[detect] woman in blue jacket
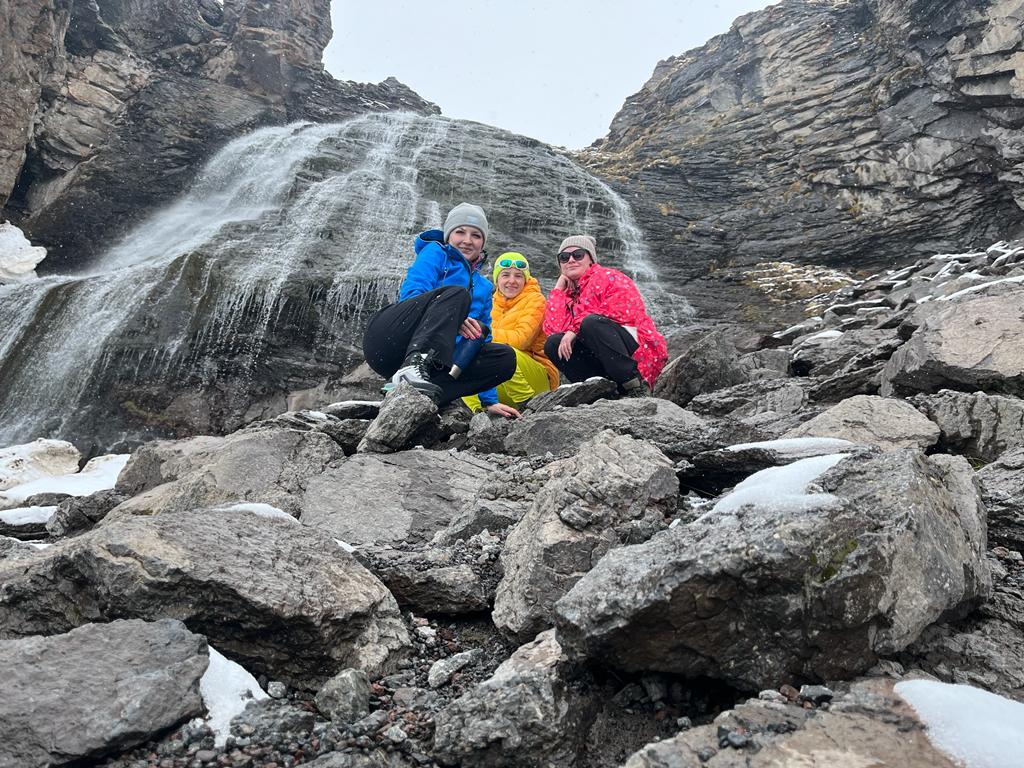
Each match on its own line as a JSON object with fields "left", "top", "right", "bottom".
{"left": 362, "top": 202, "right": 519, "bottom": 417}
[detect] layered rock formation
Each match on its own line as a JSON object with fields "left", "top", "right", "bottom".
{"left": 0, "top": 0, "right": 436, "bottom": 268}
{"left": 587, "top": 0, "right": 1024, "bottom": 322}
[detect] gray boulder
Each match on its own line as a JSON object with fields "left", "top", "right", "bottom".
{"left": 0, "top": 619, "right": 207, "bottom": 768}
{"left": 46, "top": 488, "right": 126, "bottom": 537}
{"left": 315, "top": 668, "right": 371, "bottom": 724}
{"left": 357, "top": 382, "right": 438, "bottom": 454}
{"left": 493, "top": 432, "right": 678, "bottom": 641}
{"left": 360, "top": 545, "right": 493, "bottom": 615}
{"left": 299, "top": 449, "right": 497, "bottom": 546}
{"left": 781, "top": 395, "right": 940, "bottom": 450}
{"left": 523, "top": 377, "right": 617, "bottom": 413}
{"left": 882, "top": 284, "right": 1024, "bottom": 397}
{"left": 555, "top": 450, "right": 990, "bottom": 689}
{"left": 504, "top": 397, "right": 759, "bottom": 461}
{"left": 110, "top": 425, "right": 345, "bottom": 519}
{"left": 622, "top": 678, "right": 956, "bottom": 768}
{"left": 0, "top": 508, "right": 409, "bottom": 688}
{"left": 432, "top": 630, "right": 597, "bottom": 767}
{"left": 653, "top": 330, "right": 748, "bottom": 407}
{"left": 791, "top": 329, "right": 896, "bottom": 377}
{"left": 911, "top": 389, "right": 1024, "bottom": 461}
{"left": 688, "top": 378, "right": 819, "bottom": 438}
{"left": 977, "top": 446, "right": 1024, "bottom": 551}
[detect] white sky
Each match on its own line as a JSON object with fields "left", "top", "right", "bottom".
{"left": 325, "top": 1, "right": 778, "bottom": 149}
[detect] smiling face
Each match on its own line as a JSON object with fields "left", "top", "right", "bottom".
{"left": 448, "top": 226, "right": 485, "bottom": 265}
{"left": 497, "top": 268, "right": 527, "bottom": 299}
{"left": 558, "top": 248, "right": 593, "bottom": 282}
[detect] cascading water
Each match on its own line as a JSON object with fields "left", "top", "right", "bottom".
{"left": 0, "top": 112, "right": 690, "bottom": 449}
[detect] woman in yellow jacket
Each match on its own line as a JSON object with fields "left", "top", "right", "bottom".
{"left": 465, "top": 253, "right": 560, "bottom": 412}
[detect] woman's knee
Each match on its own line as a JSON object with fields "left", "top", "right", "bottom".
{"left": 497, "top": 343, "right": 517, "bottom": 378}
{"left": 580, "top": 313, "right": 613, "bottom": 332}
{"left": 543, "top": 333, "right": 563, "bottom": 360}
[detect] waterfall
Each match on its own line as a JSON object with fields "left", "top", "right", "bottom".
{"left": 0, "top": 112, "right": 688, "bottom": 448}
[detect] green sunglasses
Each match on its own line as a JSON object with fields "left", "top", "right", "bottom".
{"left": 497, "top": 257, "right": 528, "bottom": 270}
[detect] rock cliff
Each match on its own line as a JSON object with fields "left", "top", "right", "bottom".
{"left": 0, "top": 0, "right": 437, "bottom": 269}
{"left": 587, "top": 0, "right": 1024, "bottom": 321}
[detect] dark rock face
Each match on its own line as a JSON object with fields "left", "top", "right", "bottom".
{"left": 587, "top": 0, "right": 1024, "bottom": 325}
{"left": 0, "top": 619, "right": 208, "bottom": 768}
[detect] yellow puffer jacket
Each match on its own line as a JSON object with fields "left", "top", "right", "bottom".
{"left": 491, "top": 278, "right": 560, "bottom": 390}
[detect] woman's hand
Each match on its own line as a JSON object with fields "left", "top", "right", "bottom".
{"left": 554, "top": 275, "right": 571, "bottom": 292}
{"left": 459, "top": 317, "right": 483, "bottom": 339}
{"left": 486, "top": 403, "right": 521, "bottom": 419}
{"left": 557, "top": 330, "right": 577, "bottom": 361}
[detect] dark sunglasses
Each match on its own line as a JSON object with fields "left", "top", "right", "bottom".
{"left": 497, "top": 257, "right": 528, "bottom": 270}
{"left": 557, "top": 248, "right": 590, "bottom": 263}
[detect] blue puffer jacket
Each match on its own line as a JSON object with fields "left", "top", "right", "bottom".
{"left": 398, "top": 229, "right": 497, "bottom": 406}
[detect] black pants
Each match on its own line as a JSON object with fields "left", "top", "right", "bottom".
{"left": 363, "top": 286, "right": 516, "bottom": 405}
{"left": 544, "top": 313, "right": 640, "bottom": 386}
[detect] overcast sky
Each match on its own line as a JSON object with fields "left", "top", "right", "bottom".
{"left": 324, "top": 1, "right": 779, "bottom": 149}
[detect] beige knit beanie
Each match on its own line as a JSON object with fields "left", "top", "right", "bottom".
{"left": 558, "top": 234, "right": 597, "bottom": 261}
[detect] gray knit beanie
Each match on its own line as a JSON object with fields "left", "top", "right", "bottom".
{"left": 443, "top": 203, "right": 489, "bottom": 244}
{"left": 558, "top": 234, "right": 597, "bottom": 262}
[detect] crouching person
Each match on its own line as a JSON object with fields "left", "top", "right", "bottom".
{"left": 543, "top": 234, "right": 667, "bottom": 396}
{"left": 362, "top": 203, "right": 518, "bottom": 416}
{"left": 464, "top": 253, "right": 559, "bottom": 412}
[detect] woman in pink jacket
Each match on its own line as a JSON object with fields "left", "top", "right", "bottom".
{"left": 542, "top": 234, "right": 668, "bottom": 396}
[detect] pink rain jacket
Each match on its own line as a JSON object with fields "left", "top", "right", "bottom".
{"left": 542, "top": 264, "right": 668, "bottom": 385}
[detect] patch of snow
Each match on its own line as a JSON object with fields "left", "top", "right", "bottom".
{"left": 334, "top": 538, "right": 356, "bottom": 552}
{"left": 725, "top": 437, "right": 858, "bottom": 457}
{"left": 0, "top": 453, "right": 129, "bottom": 506}
{"left": 305, "top": 410, "right": 328, "bottom": 420}
{"left": 0, "top": 221, "right": 47, "bottom": 282}
{"left": 200, "top": 647, "right": 269, "bottom": 747}
{"left": 0, "top": 534, "right": 51, "bottom": 550}
{"left": 801, "top": 329, "right": 844, "bottom": 343}
{"left": 326, "top": 400, "right": 383, "bottom": 407}
{"left": 710, "top": 453, "right": 850, "bottom": 516}
{"left": 214, "top": 502, "right": 296, "bottom": 522}
{"left": 0, "top": 438, "right": 81, "bottom": 491}
{"left": 896, "top": 679, "right": 1024, "bottom": 768}
{"left": 938, "top": 274, "right": 1024, "bottom": 302}
{"left": 0, "top": 505, "right": 58, "bottom": 525}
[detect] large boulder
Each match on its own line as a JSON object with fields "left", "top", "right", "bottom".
{"left": 493, "top": 432, "right": 678, "bottom": 641}
{"left": 0, "top": 619, "right": 207, "bottom": 768}
{"left": 977, "top": 447, "right": 1024, "bottom": 551}
{"left": 911, "top": 389, "right": 1024, "bottom": 461}
{"left": 432, "top": 630, "right": 597, "bottom": 767}
{"left": 687, "top": 378, "right": 819, "bottom": 438}
{"left": 110, "top": 425, "right": 345, "bottom": 518}
{"left": 781, "top": 394, "right": 940, "bottom": 450}
{"left": 622, "top": 678, "right": 957, "bottom": 768}
{"left": 882, "top": 285, "right": 1024, "bottom": 397}
{"left": 652, "top": 330, "right": 748, "bottom": 407}
{"left": 555, "top": 450, "right": 990, "bottom": 689}
{"left": 0, "top": 508, "right": 409, "bottom": 688}
{"left": 357, "top": 383, "right": 438, "bottom": 454}
{"left": 504, "top": 397, "right": 759, "bottom": 461}
{"left": 298, "top": 449, "right": 497, "bottom": 546}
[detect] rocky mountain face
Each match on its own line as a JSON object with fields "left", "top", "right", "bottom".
{"left": 2, "top": 237, "right": 1023, "bottom": 767}
{"left": 0, "top": 0, "right": 436, "bottom": 269}
{"left": 587, "top": 0, "right": 1024, "bottom": 323}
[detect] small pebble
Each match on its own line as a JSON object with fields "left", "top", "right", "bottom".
{"left": 267, "top": 681, "right": 287, "bottom": 699}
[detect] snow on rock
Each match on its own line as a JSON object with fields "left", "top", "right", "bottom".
{"left": 725, "top": 437, "right": 858, "bottom": 457}
{"left": 0, "top": 439, "right": 82, "bottom": 491}
{"left": 0, "top": 506, "right": 58, "bottom": 525}
{"left": 0, "top": 453, "right": 129, "bottom": 508}
{"left": 0, "top": 221, "right": 47, "bottom": 283}
{"left": 200, "top": 647, "right": 269, "bottom": 747}
{"left": 710, "top": 453, "right": 849, "bottom": 515}
{"left": 896, "top": 680, "right": 1024, "bottom": 768}
{"left": 212, "top": 502, "right": 296, "bottom": 522}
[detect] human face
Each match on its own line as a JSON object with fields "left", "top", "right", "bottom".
{"left": 449, "top": 226, "right": 484, "bottom": 265}
{"left": 558, "top": 247, "right": 593, "bottom": 282}
{"left": 497, "top": 268, "right": 526, "bottom": 299}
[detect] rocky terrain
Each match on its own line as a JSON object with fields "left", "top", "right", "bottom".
{"left": 3, "top": 237, "right": 1023, "bottom": 767}
{"left": 587, "top": 0, "right": 1024, "bottom": 323}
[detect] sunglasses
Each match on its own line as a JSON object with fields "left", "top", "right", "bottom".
{"left": 557, "top": 248, "right": 590, "bottom": 263}
{"left": 497, "top": 257, "right": 528, "bottom": 270}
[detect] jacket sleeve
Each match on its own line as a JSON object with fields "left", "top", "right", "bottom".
{"left": 493, "top": 293, "right": 544, "bottom": 350}
{"left": 543, "top": 289, "right": 576, "bottom": 334}
{"left": 591, "top": 270, "right": 649, "bottom": 328}
{"left": 398, "top": 242, "right": 444, "bottom": 301}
